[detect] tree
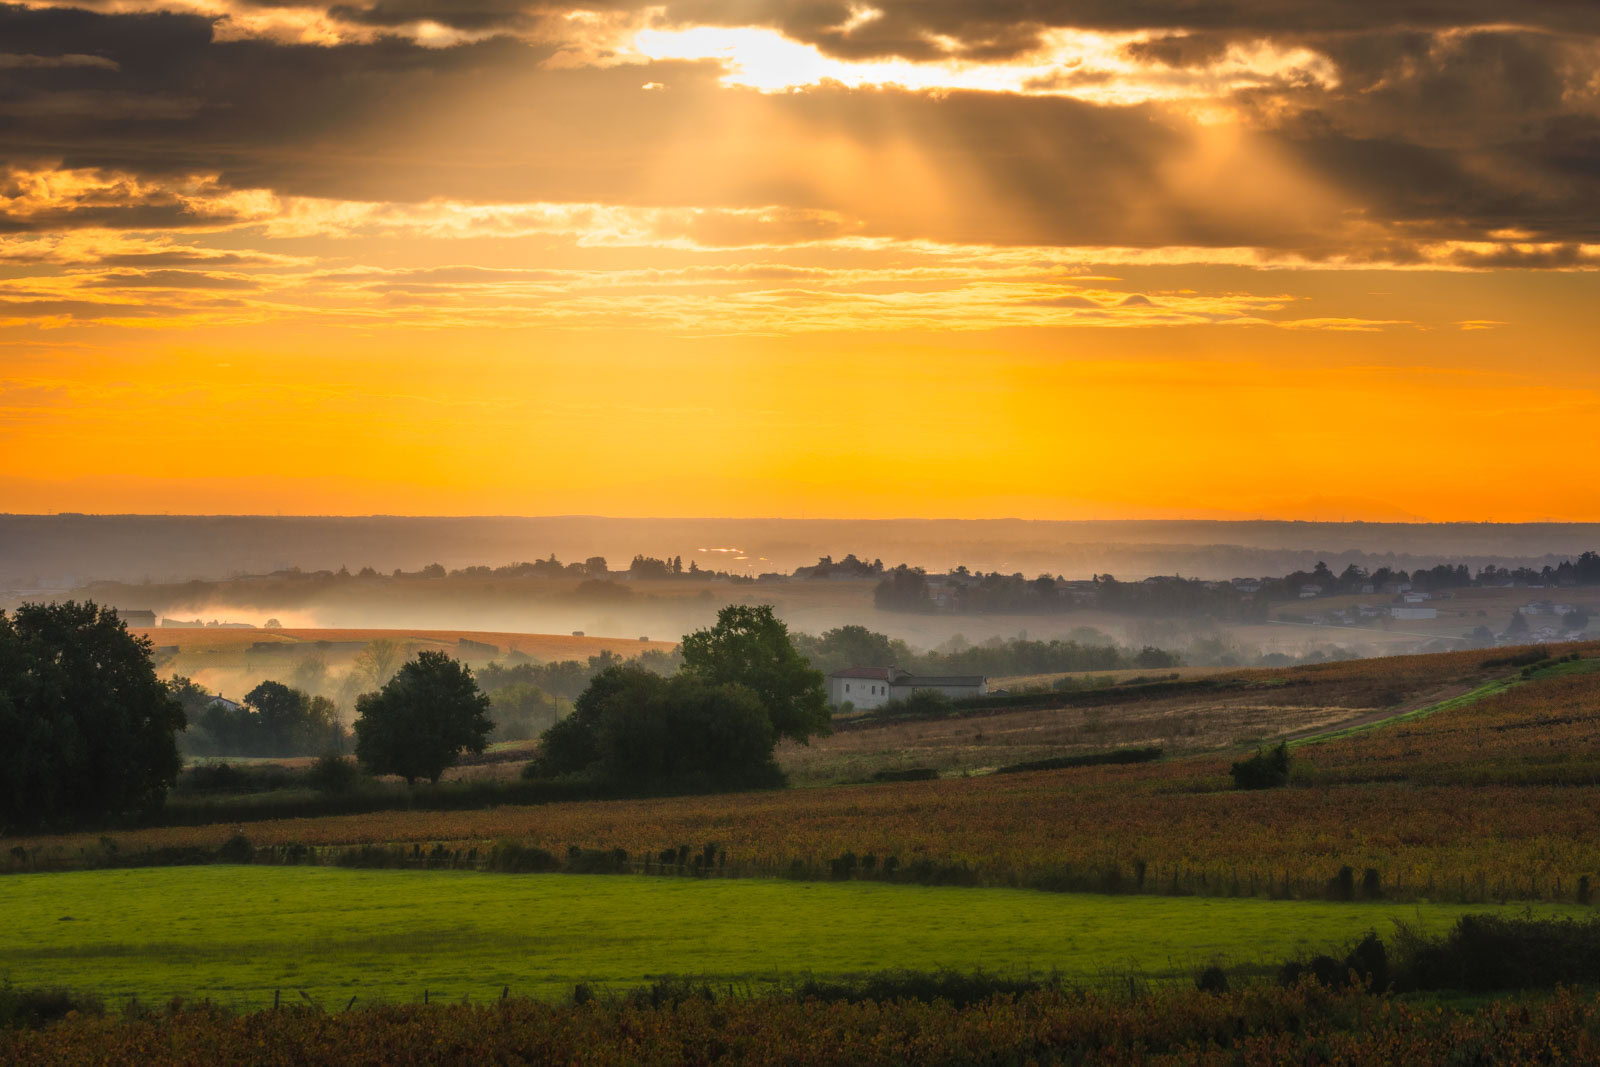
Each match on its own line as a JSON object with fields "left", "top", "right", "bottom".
{"left": 874, "top": 566, "right": 935, "bottom": 613}
{"left": 1230, "top": 742, "right": 1291, "bottom": 790}
{"left": 353, "top": 651, "right": 492, "bottom": 785}
{"left": 241, "top": 681, "right": 345, "bottom": 756}
{"left": 792, "top": 624, "right": 912, "bottom": 675}
{"left": 353, "top": 638, "right": 402, "bottom": 688}
{"left": 0, "top": 601, "right": 186, "bottom": 830}
{"left": 680, "top": 604, "right": 830, "bottom": 743}
{"left": 528, "top": 665, "right": 780, "bottom": 789}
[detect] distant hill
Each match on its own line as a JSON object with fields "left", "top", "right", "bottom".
{"left": 5, "top": 514, "right": 1600, "bottom": 586}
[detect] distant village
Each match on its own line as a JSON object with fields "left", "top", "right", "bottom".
{"left": 101, "top": 549, "right": 1600, "bottom": 653}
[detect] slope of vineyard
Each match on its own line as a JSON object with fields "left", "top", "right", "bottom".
{"left": 5, "top": 985, "right": 1599, "bottom": 1066}
{"left": 9, "top": 644, "right": 1600, "bottom": 902}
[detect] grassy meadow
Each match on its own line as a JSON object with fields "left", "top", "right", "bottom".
{"left": 2, "top": 866, "right": 1582, "bottom": 1008}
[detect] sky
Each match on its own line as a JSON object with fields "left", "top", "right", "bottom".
{"left": 0, "top": 1, "right": 1597, "bottom": 521}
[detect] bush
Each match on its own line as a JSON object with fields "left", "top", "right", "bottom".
{"left": 215, "top": 833, "right": 255, "bottom": 864}
{"left": 1393, "top": 914, "right": 1600, "bottom": 992}
{"left": 305, "top": 753, "right": 361, "bottom": 795}
{"left": 1480, "top": 647, "right": 1551, "bottom": 669}
{"left": 791, "top": 969, "right": 1057, "bottom": 1008}
{"left": 485, "top": 841, "right": 559, "bottom": 873}
{"left": 1229, "top": 742, "right": 1291, "bottom": 789}
{"left": 876, "top": 690, "right": 955, "bottom": 719}
{"left": 872, "top": 767, "right": 939, "bottom": 782}
{"left": 176, "top": 763, "right": 300, "bottom": 795}
{"left": 1194, "top": 966, "right": 1229, "bottom": 994}
{"left": 1278, "top": 933, "right": 1386, "bottom": 992}
{"left": 0, "top": 984, "right": 103, "bottom": 1029}
{"left": 996, "top": 747, "right": 1162, "bottom": 775}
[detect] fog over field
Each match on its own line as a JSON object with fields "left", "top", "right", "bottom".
{"left": 7, "top": 514, "right": 1600, "bottom": 587}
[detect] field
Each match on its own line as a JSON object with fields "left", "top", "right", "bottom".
{"left": 135, "top": 628, "right": 675, "bottom": 660}
{"left": 1, "top": 866, "right": 1581, "bottom": 1008}
{"left": 7, "top": 639, "right": 1600, "bottom": 1061}
{"left": 12, "top": 643, "right": 1600, "bottom": 903}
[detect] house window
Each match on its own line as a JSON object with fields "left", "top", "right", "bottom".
{"left": 845, "top": 683, "right": 850, "bottom": 693}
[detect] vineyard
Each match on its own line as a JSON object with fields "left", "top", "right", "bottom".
{"left": 9, "top": 644, "right": 1600, "bottom": 905}
{"left": 4, "top": 984, "right": 1598, "bottom": 1065}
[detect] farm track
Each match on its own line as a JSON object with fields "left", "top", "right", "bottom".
{"left": 1281, "top": 681, "right": 1482, "bottom": 745}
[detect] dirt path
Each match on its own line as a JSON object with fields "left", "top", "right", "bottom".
{"left": 1280, "top": 681, "right": 1482, "bottom": 744}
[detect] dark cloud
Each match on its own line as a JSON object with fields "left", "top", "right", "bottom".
{"left": 1122, "top": 33, "right": 1231, "bottom": 68}
{"left": 0, "top": 3, "right": 1595, "bottom": 261}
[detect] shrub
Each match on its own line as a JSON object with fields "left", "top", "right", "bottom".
{"left": 872, "top": 767, "right": 939, "bottom": 782}
{"left": 996, "top": 747, "right": 1162, "bottom": 775}
{"left": 485, "top": 841, "right": 559, "bottom": 873}
{"left": 0, "top": 984, "right": 103, "bottom": 1029}
{"left": 215, "top": 833, "right": 255, "bottom": 864}
{"left": 877, "top": 690, "right": 955, "bottom": 719}
{"left": 305, "top": 753, "right": 361, "bottom": 795}
{"left": 1194, "top": 966, "right": 1229, "bottom": 994}
{"left": 1277, "top": 933, "right": 1387, "bottom": 991}
{"left": 1229, "top": 742, "right": 1290, "bottom": 789}
{"left": 1394, "top": 914, "right": 1600, "bottom": 992}
{"left": 791, "top": 969, "right": 1057, "bottom": 1007}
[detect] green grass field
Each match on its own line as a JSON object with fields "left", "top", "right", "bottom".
{"left": 2, "top": 867, "right": 1585, "bottom": 1008}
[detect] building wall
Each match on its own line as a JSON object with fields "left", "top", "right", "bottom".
{"left": 829, "top": 676, "right": 894, "bottom": 710}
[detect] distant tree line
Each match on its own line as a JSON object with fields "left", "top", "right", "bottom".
{"left": 872, "top": 551, "right": 1600, "bottom": 618}
{"left": 791, "top": 624, "right": 1179, "bottom": 678}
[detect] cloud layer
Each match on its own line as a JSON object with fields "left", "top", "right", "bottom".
{"left": 0, "top": 1, "right": 1594, "bottom": 338}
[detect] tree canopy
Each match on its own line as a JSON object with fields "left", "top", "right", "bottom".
{"left": 178, "top": 678, "right": 345, "bottom": 757}
{"left": 352, "top": 651, "right": 492, "bottom": 785}
{"left": 529, "top": 665, "right": 780, "bottom": 789}
{"left": 680, "top": 605, "right": 830, "bottom": 744}
{"left": 0, "top": 601, "right": 186, "bottom": 830}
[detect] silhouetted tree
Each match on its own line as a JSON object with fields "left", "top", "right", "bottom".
{"left": 0, "top": 601, "right": 185, "bottom": 830}
{"left": 680, "top": 605, "right": 829, "bottom": 743}
{"left": 529, "top": 665, "right": 779, "bottom": 788}
{"left": 353, "top": 651, "right": 492, "bottom": 785}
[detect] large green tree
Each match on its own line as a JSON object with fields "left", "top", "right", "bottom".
{"left": 353, "top": 650, "right": 492, "bottom": 785}
{"left": 680, "top": 604, "right": 829, "bottom": 743}
{"left": 0, "top": 601, "right": 186, "bottom": 830}
{"left": 530, "top": 664, "right": 779, "bottom": 789}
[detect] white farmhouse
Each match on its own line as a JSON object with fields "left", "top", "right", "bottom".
{"left": 1390, "top": 606, "right": 1439, "bottom": 620}
{"left": 828, "top": 667, "right": 987, "bottom": 710}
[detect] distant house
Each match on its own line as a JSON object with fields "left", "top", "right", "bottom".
{"left": 1391, "top": 606, "right": 1438, "bottom": 620}
{"left": 1298, "top": 584, "right": 1323, "bottom": 599}
{"left": 115, "top": 609, "right": 157, "bottom": 628}
{"left": 1402, "top": 591, "right": 1431, "bottom": 604}
{"left": 1230, "top": 578, "right": 1262, "bottom": 594}
{"left": 828, "top": 667, "right": 987, "bottom": 710}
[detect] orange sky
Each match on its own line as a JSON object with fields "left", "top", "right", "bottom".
{"left": 1, "top": 3, "right": 1597, "bottom": 520}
